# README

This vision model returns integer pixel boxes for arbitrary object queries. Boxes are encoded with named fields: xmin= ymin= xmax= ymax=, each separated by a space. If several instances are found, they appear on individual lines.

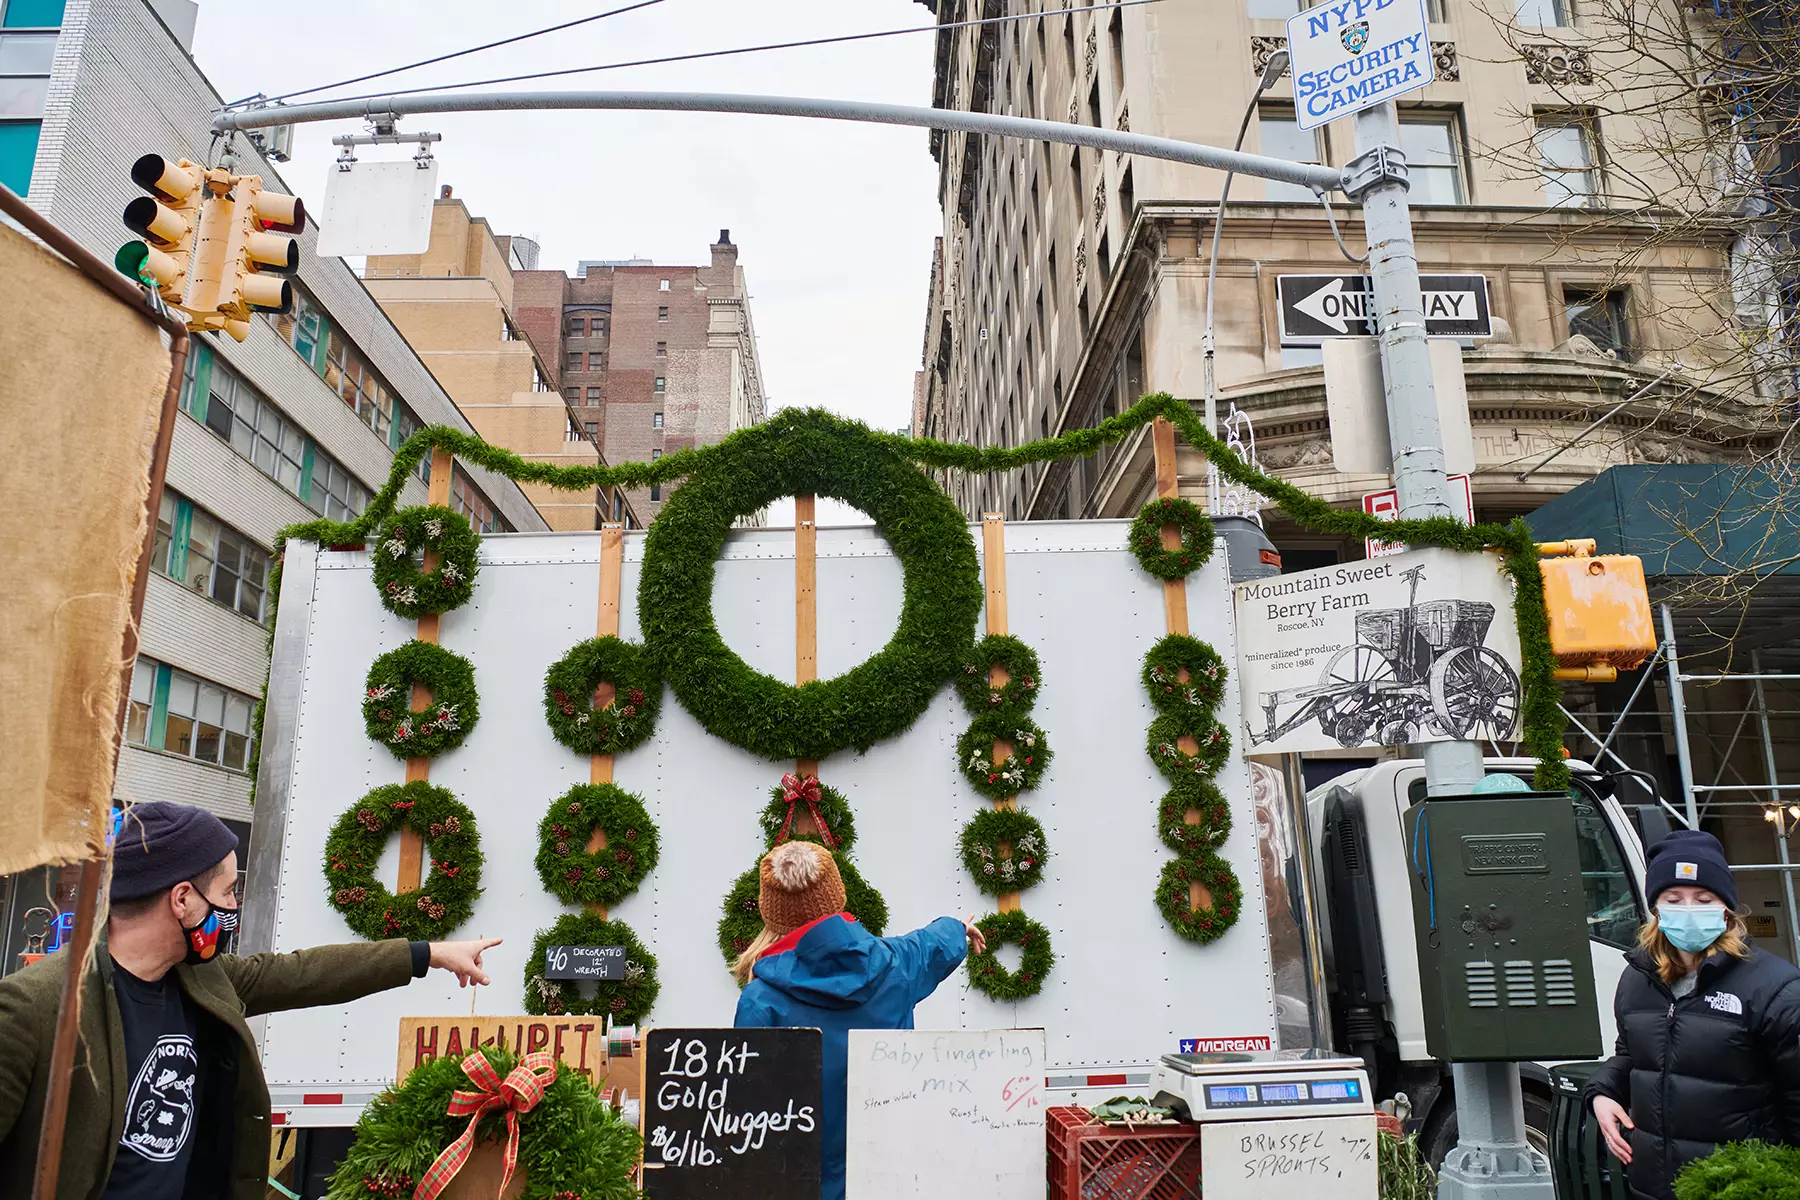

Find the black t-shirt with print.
xmin=102 ymin=963 xmax=202 ymax=1200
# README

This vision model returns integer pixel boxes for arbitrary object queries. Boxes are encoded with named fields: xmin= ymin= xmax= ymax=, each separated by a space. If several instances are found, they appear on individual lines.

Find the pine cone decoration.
xmin=555 ymin=840 xmax=571 ymax=857
xmin=355 ymin=809 xmax=381 ymax=832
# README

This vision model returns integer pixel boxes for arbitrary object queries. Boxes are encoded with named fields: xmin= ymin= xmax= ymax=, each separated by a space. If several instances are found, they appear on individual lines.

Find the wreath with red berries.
xmin=323 ymin=782 xmax=483 ymax=941
xmin=523 ymin=912 xmax=660 ymax=1024
xmin=369 ymin=504 xmax=481 ymax=619
xmin=966 ymin=910 xmax=1054 ymax=1002
xmin=953 ymin=635 xmax=1042 ymax=722
xmin=1158 ymin=780 xmax=1233 ymax=855
xmin=362 ymin=640 xmax=480 ymax=760
xmin=956 ymin=714 xmax=1053 ymax=799
xmin=1128 ymin=496 xmax=1216 ymax=580
xmin=534 ymin=785 xmax=660 ymax=909
xmin=542 ymin=637 xmax=661 ymax=756
xmin=1146 ymin=711 xmax=1231 ymax=781
xmin=1156 ymin=852 xmax=1242 ymax=945
xmin=959 ymin=809 xmax=1049 ymax=897
xmin=756 ymin=780 xmax=858 ymax=849
xmin=1141 ymin=635 xmax=1228 ymax=715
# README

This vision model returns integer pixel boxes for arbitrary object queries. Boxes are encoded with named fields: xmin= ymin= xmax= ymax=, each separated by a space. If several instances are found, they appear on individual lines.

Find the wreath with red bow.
xmin=534 ymin=785 xmax=660 ymax=909
xmin=542 ymin=637 xmax=661 ymax=756
xmin=322 ymin=782 xmax=483 ymax=941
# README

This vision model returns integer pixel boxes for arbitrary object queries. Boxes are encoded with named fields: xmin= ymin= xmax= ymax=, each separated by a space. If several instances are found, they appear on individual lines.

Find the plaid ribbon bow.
xmin=775 ymin=772 xmax=839 ymax=851
xmin=414 ymin=1051 xmax=558 ymax=1200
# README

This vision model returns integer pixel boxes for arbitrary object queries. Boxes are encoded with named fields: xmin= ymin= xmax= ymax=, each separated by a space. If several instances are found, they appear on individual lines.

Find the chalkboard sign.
xmin=543 ymin=943 xmax=625 ymax=981
xmin=642 ymin=1027 xmax=822 ymax=1199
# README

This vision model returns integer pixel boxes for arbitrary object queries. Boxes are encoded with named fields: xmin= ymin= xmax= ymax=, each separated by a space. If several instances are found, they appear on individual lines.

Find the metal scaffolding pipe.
xmin=1750 ymin=651 xmax=1800 ymax=961
xmin=1663 ymin=605 xmax=1700 ymax=828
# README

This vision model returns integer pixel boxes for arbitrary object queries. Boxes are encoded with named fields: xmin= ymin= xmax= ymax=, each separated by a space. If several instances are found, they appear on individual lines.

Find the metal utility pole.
xmin=1344 ymin=102 xmax=1551 ymax=1199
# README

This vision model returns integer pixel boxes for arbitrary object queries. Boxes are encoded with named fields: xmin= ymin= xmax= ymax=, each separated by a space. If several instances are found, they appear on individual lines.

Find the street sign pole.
xmin=1347 ymin=101 xmax=1553 ymax=1199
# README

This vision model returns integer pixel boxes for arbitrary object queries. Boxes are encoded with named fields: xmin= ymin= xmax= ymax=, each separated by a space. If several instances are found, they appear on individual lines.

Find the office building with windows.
xmin=0 ymin=0 xmax=545 ymax=970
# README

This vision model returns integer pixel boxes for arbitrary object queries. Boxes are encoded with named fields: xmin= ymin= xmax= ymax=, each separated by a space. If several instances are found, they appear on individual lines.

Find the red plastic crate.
xmin=1047 ymin=1106 xmax=1203 ymax=1200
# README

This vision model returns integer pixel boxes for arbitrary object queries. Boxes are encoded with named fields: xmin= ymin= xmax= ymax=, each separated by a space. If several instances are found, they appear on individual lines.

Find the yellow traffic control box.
xmin=1538 ymin=543 xmax=1655 ymax=682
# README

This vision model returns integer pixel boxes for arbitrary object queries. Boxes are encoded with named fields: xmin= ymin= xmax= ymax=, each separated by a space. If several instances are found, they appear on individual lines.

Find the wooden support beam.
xmin=982 ymin=514 xmax=1022 ymax=913
xmin=586 ymin=523 xmax=626 ymax=917
xmin=796 ymin=496 xmax=818 ymax=786
xmin=398 ymin=446 xmax=458 ymax=895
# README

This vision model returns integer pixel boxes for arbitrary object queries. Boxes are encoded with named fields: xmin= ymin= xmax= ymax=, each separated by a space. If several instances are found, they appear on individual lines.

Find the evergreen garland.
xmin=1146 ymin=711 xmax=1232 ymax=781
xmin=323 ymin=782 xmax=483 ymax=941
xmin=523 ymin=912 xmax=659 ymax=1023
xmin=1128 ymin=496 xmax=1216 ymax=580
xmin=957 ymin=715 xmax=1053 ymax=799
xmin=542 ymin=637 xmax=662 ymax=756
xmin=534 ymin=785 xmax=660 ymax=909
xmin=362 ymin=640 xmax=480 ymax=760
xmin=965 ymin=910 xmax=1054 ymax=1002
xmin=1158 ymin=780 xmax=1233 ymax=855
xmin=326 ymin=1045 xmax=642 ymax=1200
xmin=1141 ymin=635 xmax=1228 ymax=715
xmin=953 ymin=635 xmax=1043 ymax=722
xmin=959 ymin=809 xmax=1049 ymax=896
xmin=369 ymin=504 xmax=481 ymax=618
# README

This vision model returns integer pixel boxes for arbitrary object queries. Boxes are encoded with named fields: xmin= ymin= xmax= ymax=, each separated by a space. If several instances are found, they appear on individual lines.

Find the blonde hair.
xmin=1637 ymin=905 xmax=1752 ymax=984
xmin=731 ymin=926 xmax=782 ymax=986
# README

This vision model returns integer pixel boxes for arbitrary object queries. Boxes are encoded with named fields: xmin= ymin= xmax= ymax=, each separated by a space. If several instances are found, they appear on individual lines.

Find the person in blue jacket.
xmin=733 ymin=840 xmax=986 ymax=1200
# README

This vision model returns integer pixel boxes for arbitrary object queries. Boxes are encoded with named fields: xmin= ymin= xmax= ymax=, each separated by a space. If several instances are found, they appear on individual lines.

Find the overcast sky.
xmin=191 ymin=0 xmax=942 ymax=437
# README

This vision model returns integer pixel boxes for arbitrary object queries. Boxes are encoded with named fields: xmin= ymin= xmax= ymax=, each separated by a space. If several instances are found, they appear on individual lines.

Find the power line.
xmin=250 ymin=0 xmax=669 ymax=108
xmin=265 ymin=0 xmax=1159 ymax=113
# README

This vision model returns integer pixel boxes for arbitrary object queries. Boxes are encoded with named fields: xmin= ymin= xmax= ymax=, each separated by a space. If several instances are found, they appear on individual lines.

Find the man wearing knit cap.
xmin=0 ymin=801 xmax=502 ymax=1200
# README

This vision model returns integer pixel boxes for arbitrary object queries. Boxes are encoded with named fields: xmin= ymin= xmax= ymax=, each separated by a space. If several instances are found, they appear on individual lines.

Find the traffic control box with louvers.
xmin=1403 ymin=792 xmax=1602 ymax=1062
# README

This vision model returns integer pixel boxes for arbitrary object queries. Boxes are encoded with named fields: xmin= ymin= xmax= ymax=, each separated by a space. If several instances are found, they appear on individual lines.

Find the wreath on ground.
xmin=1142 ymin=635 xmax=1228 ymax=714
xmin=523 ymin=912 xmax=659 ymax=1024
xmin=637 ymin=410 xmax=982 ymax=762
xmin=325 ymin=1045 xmax=642 ymax=1200
xmin=324 ymin=782 xmax=483 ymax=941
xmin=954 ymin=635 xmax=1042 ymax=721
xmin=966 ymin=910 xmax=1054 ymax=1002
xmin=1128 ymin=496 xmax=1216 ymax=580
xmin=535 ymin=785 xmax=660 ymax=909
xmin=362 ymin=641 xmax=480 ymax=760
xmin=1158 ymin=781 xmax=1233 ymax=855
xmin=542 ymin=637 xmax=661 ymax=755
xmin=370 ymin=504 xmax=480 ymax=619
xmin=1147 ymin=711 xmax=1231 ymax=781
xmin=959 ymin=809 xmax=1049 ymax=896
xmin=716 ymin=853 xmax=889 ymax=969
xmin=957 ymin=715 xmax=1053 ymax=799
xmin=758 ymin=779 xmax=858 ymax=851
xmin=1157 ymin=852 xmax=1243 ymax=945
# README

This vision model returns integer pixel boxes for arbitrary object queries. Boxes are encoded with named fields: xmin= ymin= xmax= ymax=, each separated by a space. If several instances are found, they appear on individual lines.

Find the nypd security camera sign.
xmin=1287 ymin=0 xmax=1434 ymax=131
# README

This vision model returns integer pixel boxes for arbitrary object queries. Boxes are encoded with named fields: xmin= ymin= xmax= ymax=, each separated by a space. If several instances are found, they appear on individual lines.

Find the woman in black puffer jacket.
xmin=1586 ymin=830 xmax=1800 ymax=1200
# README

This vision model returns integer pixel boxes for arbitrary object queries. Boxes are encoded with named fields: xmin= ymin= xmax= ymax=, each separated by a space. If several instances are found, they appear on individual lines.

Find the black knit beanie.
xmin=111 ymin=802 xmax=240 ymax=902
xmin=1644 ymin=829 xmax=1738 ymax=910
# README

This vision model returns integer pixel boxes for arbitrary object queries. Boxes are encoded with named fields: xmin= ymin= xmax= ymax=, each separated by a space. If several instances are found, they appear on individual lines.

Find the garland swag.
xmin=542 ymin=637 xmax=661 ymax=756
xmin=326 ymin=1046 xmax=641 ymax=1200
xmin=324 ymin=782 xmax=483 ymax=941
xmin=369 ymin=504 xmax=480 ymax=619
xmin=523 ymin=912 xmax=660 ymax=1023
xmin=362 ymin=640 xmax=480 ymax=760
xmin=965 ymin=910 xmax=1054 ymax=1001
xmin=534 ymin=785 xmax=660 ymax=909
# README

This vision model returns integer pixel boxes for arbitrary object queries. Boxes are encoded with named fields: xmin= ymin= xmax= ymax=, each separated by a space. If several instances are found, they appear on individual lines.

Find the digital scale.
xmin=1146 ymin=1054 xmax=1374 ymax=1123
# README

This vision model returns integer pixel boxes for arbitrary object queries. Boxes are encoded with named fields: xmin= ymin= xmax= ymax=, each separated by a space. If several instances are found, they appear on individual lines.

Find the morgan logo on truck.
xmin=1181 ymin=1037 xmax=1273 ymax=1053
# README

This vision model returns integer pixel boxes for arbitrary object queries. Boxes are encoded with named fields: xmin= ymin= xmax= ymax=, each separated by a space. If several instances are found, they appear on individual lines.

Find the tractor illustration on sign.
xmin=1249 ymin=565 xmax=1521 ymax=748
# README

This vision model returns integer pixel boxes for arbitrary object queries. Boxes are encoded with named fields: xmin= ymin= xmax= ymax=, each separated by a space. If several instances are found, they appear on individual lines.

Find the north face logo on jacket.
xmin=1704 ymin=991 xmax=1744 ymax=1015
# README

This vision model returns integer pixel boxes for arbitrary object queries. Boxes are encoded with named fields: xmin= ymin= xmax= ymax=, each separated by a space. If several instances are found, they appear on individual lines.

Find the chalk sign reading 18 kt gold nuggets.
xmin=397 ymin=1015 xmax=606 ymax=1085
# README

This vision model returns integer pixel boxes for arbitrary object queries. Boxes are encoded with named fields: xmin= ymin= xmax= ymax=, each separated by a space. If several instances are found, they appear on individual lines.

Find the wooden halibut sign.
xmin=397 ymin=1015 xmax=607 ymax=1086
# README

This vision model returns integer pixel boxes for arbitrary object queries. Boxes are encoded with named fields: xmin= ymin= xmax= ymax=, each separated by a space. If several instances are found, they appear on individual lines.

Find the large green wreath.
xmin=543 ymin=637 xmax=661 ymax=756
xmin=638 ymin=410 xmax=982 ymax=762
xmin=1142 ymin=634 xmax=1228 ymax=715
xmin=716 ymin=853 xmax=889 ymax=968
xmin=523 ymin=912 xmax=659 ymax=1023
xmin=362 ymin=641 xmax=480 ymax=760
xmin=959 ymin=809 xmax=1049 ymax=896
xmin=324 ymin=782 xmax=483 ymax=941
xmin=1147 ymin=711 xmax=1231 ymax=781
xmin=1158 ymin=780 xmax=1233 ymax=855
xmin=758 ymin=781 xmax=858 ymax=850
xmin=326 ymin=1044 xmax=642 ymax=1200
xmin=966 ymin=910 xmax=1054 ymax=1001
xmin=1129 ymin=496 xmax=1216 ymax=580
xmin=1157 ymin=852 xmax=1243 ymax=945
xmin=370 ymin=504 xmax=480 ymax=618
xmin=957 ymin=714 xmax=1053 ymax=799
xmin=954 ymin=635 xmax=1042 ymax=721
xmin=534 ymin=785 xmax=659 ymax=909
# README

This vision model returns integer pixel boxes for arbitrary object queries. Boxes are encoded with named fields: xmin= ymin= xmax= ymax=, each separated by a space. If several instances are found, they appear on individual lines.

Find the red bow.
xmin=414 ymin=1051 xmax=557 ymax=1200
xmin=776 ymin=772 xmax=839 ymax=851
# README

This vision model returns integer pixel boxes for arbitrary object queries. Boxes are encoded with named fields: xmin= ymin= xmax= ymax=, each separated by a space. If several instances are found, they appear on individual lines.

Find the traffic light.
xmin=184 ymin=171 xmax=304 ymax=340
xmin=116 ymin=154 xmax=203 ymax=303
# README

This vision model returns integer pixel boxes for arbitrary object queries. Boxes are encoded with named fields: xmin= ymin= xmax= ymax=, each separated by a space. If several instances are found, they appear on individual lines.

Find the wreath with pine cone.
xmin=1146 ymin=711 xmax=1232 ymax=781
xmin=1141 ymin=634 xmax=1228 ymax=715
xmin=1157 ymin=780 xmax=1233 ymax=855
xmin=369 ymin=504 xmax=481 ymax=618
xmin=958 ymin=809 xmax=1050 ymax=897
xmin=542 ymin=637 xmax=661 ymax=756
xmin=523 ymin=912 xmax=659 ymax=1024
xmin=361 ymin=641 xmax=480 ymax=760
xmin=323 ymin=782 xmax=483 ymax=941
xmin=1156 ymin=852 xmax=1242 ymax=945
xmin=956 ymin=714 xmax=1053 ymax=799
xmin=534 ymin=785 xmax=659 ymax=909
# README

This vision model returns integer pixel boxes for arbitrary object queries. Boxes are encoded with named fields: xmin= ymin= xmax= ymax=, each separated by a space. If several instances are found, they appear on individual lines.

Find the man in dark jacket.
xmin=1586 ymin=829 xmax=1800 ymax=1200
xmin=0 ymin=801 xmax=501 ymax=1200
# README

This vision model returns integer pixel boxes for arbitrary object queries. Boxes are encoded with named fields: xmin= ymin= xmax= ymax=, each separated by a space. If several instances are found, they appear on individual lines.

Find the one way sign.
xmin=1277 ymin=273 xmax=1491 ymax=345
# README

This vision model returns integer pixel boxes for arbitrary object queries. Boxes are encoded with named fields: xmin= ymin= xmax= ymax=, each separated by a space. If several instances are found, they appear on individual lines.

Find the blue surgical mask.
xmin=1657 ymin=903 xmax=1728 ymax=954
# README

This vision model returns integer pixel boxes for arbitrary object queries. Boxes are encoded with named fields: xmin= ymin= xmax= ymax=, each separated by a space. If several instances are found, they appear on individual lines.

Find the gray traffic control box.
xmin=1403 ymin=792 xmax=1603 ymax=1062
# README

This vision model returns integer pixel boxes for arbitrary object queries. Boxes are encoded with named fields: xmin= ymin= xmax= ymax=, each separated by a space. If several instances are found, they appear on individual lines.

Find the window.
xmin=1398 ymin=113 xmax=1465 ymax=205
xmin=587 ymin=387 xmax=602 ymax=405
xmin=1259 ymin=110 xmax=1323 ymax=202
xmin=566 ymin=351 xmax=583 ymax=373
xmin=654 ymin=376 xmax=666 ymax=393
xmin=1515 ymin=0 xmax=1568 ymax=26
xmin=1087 ymin=82 xmax=1101 ymax=128
xmin=565 ymin=387 xmax=580 ymax=404
xmin=612 ymin=492 xmax=624 ymax=521
xmin=655 ymin=341 xmax=667 ymax=357
xmin=324 ymin=330 xmax=396 ymax=442
xmin=1564 ymin=287 xmax=1631 ymax=358
xmin=125 ymin=656 xmax=256 ymax=773
xmin=449 ymin=464 xmax=510 ymax=533
xmin=653 ymin=411 xmax=664 ymax=429
xmin=272 ymin=289 xmax=325 ymax=366
xmin=585 ymin=421 xmax=598 ymax=438
xmin=1536 ymin=112 xmax=1601 ymax=208
xmin=310 ymin=456 xmax=371 ymax=523
xmin=1109 ymin=8 xmax=1124 ymax=93
xmin=593 ymin=316 xmax=608 ymax=338
xmin=566 ymin=314 xmax=586 ymax=336
xmin=1098 ymin=233 xmax=1111 ymax=282
xmin=501 ymin=315 xmax=521 ymax=342
xmin=651 ymin=449 xmax=663 ymax=460
xmin=659 ymin=279 xmax=671 ymax=291
xmin=658 ymin=306 xmax=669 ymax=322
xmin=589 ymin=352 xmax=604 ymax=371
xmin=269 ymin=283 xmax=424 ymax=456
xmin=1247 ymin=0 xmax=1301 ymax=15
xmin=566 ymin=417 xmax=581 ymax=442
xmin=182 ymin=355 xmax=307 ymax=498
xmin=152 ymin=491 xmax=271 ymax=623
xmin=0 ymin=12 xmax=55 ymax=194
xmin=1572 ymin=790 xmax=1641 ymax=949
xmin=1427 ymin=0 xmax=1447 ymax=17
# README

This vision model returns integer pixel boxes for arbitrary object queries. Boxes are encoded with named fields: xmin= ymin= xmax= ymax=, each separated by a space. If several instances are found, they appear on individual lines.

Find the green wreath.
xmin=542 ymin=637 xmax=661 ymax=755
xmin=534 ymin=785 xmax=659 ymax=909
xmin=758 ymin=782 xmax=858 ymax=851
xmin=638 ymin=410 xmax=981 ymax=762
xmin=523 ymin=912 xmax=659 ymax=1023
xmin=325 ymin=1045 xmax=641 ymax=1200
xmin=323 ymin=782 xmax=483 ymax=941
xmin=954 ymin=635 xmax=1042 ymax=721
xmin=957 ymin=714 xmax=1053 ymax=799
xmin=1156 ymin=852 xmax=1243 ymax=945
xmin=959 ymin=809 xmax=1049 ymax=896
xmin=1142 ymin=634 xmax=1228 ymax=715
xmin=362 ymin=641 xmax=480 ymax=760
xmin=1129 ymin=496 xmax=1216 ymax=580
xmin=1158 ymin=780 xmax=1233 ymax=855
xmin=716 ymin=853 xmax=889 ymax=969
xmin=966 ymin=910 xmax=1054 ymax=1001
xmin=1147 ymin=711 xmax=1231 ymax=781
xmin=370 ymin=504 xmax=480 ymax=618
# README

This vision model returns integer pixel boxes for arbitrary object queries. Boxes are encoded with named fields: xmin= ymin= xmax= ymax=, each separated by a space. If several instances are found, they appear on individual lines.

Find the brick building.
xmin=512 ymin=232 xmax=767 ymax=519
